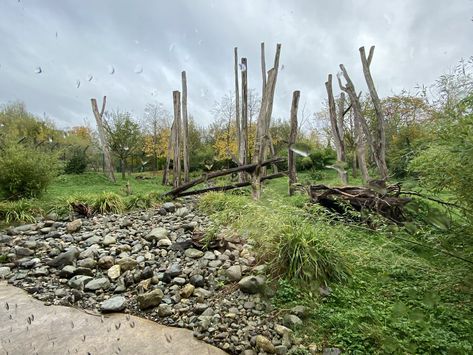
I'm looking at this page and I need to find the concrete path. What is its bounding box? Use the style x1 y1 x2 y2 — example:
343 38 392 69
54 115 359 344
0 282 227 355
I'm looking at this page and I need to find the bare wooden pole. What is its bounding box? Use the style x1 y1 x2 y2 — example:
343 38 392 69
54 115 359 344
359 46 388 179
261 42 266 95
172 91 182 188
288 90 300 196
162 121 174 185
325 74 348 184
234 47 241 163
239 57 248 183
181 71 190 183
337 68 370 183
91 96 115 182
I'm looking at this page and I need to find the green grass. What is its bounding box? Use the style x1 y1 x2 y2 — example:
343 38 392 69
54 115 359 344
197 173 473 354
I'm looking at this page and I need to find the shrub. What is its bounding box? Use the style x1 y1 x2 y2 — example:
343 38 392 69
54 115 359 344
93 192 125 214
0 199 39 223
64 148 87 174
0 142 59 199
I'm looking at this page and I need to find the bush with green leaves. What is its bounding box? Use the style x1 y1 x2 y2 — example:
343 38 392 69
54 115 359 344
64 147 88 174
409 94 473 223
0 142 59 199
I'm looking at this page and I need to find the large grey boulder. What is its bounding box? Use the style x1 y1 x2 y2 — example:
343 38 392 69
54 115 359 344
85 277 110 291
66 219 82 233
238 275 265 294
145 227 169 241
100 296 126 312
47 247 80 268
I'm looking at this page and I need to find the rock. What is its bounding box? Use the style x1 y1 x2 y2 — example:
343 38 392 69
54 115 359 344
290 305 309 319
189 274 205 287
275 345 288 355
47 247 80 268
283 314 303 329
137 289 164 310
68 275 93 289
84 235 101 246
172 277 186 286
77 257 96 269
66 219 82 233
85 277 111 291
162 202 175 212
203 251 216 260
102 235 116 246
308 344 319 355
117 257 137 272
226 265 242 282
14 246 34 256
0 267 11 278
323 348 341 355
175 207 189 217
319 285 332 297
157 304 174 317
163 263 182 282
146 227 169 241
179 284 195 298
193 288 212 299
59 265 77 278
74 267 94 276
157 239 172 248
98 256 115 269
274 324 292 336
107 265 121 280
100 296 126 312
255 335 276 354
238 275 265 294
185 248 204 259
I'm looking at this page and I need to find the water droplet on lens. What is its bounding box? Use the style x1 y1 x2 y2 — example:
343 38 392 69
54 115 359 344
134 64 143 74
281 64 285 71
35 66 42 74
169 43 176 52
239 63 247 71
108 65 115 75
76 80 81 88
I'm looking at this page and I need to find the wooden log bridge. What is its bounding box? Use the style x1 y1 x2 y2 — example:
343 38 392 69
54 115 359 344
165 157 285 199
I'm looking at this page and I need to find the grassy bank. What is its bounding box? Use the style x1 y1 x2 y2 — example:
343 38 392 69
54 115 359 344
196 177 473 354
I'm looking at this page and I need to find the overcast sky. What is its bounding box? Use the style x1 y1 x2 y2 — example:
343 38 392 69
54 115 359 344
0 0 472 130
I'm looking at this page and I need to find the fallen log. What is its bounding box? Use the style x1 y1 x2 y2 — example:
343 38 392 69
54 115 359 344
165 157 284 198
309 184 411 223
175 173 286 197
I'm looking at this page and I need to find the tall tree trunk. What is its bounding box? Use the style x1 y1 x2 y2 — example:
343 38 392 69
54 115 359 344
152 120 158 176
252 59 279 199
234 47 241 164
121 158 126 180
325 74 348 184
162 121 174 185
239 57 248 183
288 90 300 195
181 71 190 182
172 91 182 188
261 42 266 95
337 67 370 183
91 96 115 182
359 46 388 179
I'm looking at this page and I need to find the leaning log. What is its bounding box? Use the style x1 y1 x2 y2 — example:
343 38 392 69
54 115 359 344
165 157 284 198
175 173 286 198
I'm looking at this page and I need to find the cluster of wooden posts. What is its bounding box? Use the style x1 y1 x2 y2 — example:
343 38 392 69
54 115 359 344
164 43 304 199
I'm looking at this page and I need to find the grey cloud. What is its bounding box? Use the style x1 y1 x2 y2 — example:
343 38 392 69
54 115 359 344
0 0 472 130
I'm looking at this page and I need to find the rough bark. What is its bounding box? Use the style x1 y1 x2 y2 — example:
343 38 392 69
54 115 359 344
325 74 348 184
91 96 115 182
239 57 248 183
181 71 190 183
337 67 370 183
261 42 266 94
359 46 388 179
288 90 300 195
234 47 241 164
172 91 181 188
162 121 174 185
